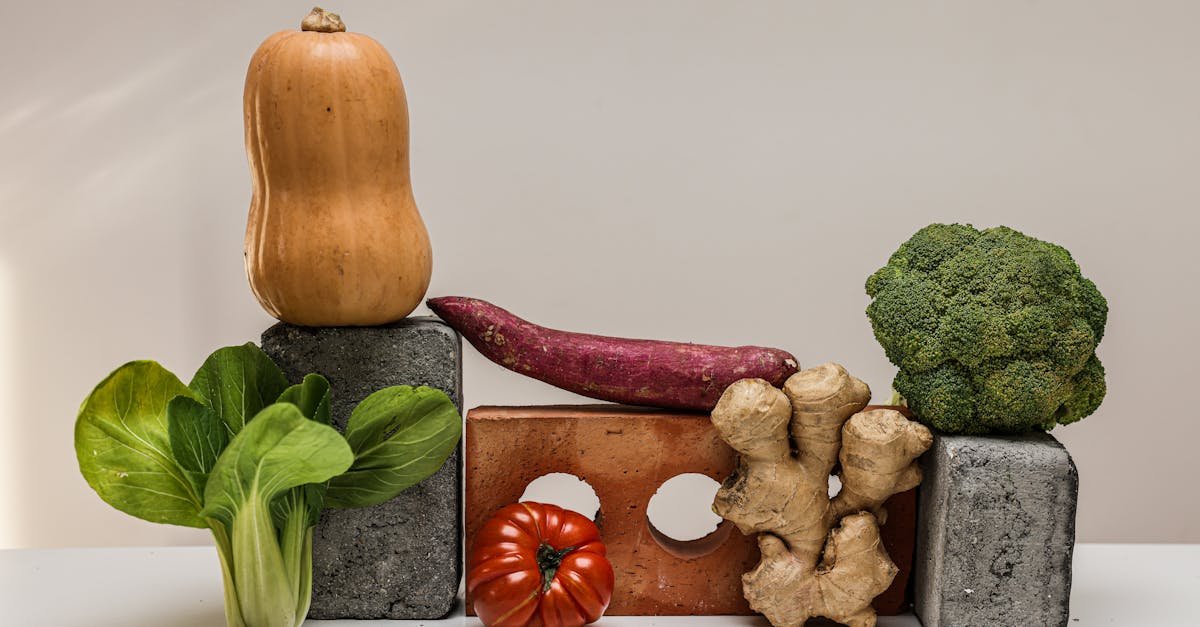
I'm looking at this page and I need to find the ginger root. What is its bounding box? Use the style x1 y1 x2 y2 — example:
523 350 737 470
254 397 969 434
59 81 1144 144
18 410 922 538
711 363 932 627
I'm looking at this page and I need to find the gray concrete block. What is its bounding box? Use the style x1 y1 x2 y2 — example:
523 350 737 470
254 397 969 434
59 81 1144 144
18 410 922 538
914 432 1078 627
261 317 462 620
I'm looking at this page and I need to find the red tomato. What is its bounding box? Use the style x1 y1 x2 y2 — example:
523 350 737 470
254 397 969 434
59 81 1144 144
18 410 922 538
468 502 615 627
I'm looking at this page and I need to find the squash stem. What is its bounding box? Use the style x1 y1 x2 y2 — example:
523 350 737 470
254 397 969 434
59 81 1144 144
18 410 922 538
301 7 346 33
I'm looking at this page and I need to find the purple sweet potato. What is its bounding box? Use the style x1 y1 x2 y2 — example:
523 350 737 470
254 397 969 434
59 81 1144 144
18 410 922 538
427 296 799 411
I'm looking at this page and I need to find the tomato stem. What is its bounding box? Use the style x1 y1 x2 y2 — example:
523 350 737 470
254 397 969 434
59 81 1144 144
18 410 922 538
536 543 575 594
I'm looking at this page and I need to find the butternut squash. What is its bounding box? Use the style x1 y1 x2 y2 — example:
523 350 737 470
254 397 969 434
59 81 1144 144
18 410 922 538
244 7 432 326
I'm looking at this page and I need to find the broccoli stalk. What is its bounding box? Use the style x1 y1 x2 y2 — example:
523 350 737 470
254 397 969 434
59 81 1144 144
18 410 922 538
865 224 1108 434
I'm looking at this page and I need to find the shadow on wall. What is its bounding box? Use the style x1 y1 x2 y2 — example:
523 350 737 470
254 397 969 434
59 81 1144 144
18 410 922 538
0 257 14 547
0 32 267 548
0 1 1197 550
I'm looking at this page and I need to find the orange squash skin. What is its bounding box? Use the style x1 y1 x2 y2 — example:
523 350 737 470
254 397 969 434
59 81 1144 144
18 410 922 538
244 28 432 326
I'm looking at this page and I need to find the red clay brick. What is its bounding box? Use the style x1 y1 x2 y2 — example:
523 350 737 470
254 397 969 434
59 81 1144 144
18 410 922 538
465 404 918 618
866 404 921 615
466 405 757 616
875 488 918 614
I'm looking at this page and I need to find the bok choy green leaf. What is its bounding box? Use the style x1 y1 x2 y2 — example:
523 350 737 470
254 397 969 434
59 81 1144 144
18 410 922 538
74 343 462 627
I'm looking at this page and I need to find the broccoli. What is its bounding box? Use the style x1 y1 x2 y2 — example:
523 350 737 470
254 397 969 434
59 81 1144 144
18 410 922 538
865 224 1107 434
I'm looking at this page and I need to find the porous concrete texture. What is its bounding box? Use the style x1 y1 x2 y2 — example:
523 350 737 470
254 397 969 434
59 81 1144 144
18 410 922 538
262 318 462 620
914 432 1078 627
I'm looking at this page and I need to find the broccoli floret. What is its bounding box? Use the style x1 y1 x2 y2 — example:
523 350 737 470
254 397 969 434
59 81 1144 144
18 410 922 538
866 224 1108 434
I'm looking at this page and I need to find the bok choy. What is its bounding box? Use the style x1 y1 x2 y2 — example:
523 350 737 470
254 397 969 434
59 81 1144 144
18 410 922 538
74 343 461 627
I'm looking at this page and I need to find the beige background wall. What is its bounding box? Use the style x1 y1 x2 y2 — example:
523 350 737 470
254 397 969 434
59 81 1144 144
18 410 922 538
0 1 1196 549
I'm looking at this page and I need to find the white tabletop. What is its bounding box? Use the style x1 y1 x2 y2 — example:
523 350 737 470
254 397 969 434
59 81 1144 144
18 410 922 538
0 543 1195 626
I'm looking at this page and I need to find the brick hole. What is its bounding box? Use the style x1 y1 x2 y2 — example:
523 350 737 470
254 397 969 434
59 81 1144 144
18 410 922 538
645 473 731 559
647 473 722 540
829 474 843 497
518 472 600 520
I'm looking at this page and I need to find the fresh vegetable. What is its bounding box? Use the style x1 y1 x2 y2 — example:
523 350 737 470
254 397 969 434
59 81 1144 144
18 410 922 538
468 502 614 627
75 343 461 627
244 7 432 326
865 223 1108 434
710 364 932 627
427 296 799 411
